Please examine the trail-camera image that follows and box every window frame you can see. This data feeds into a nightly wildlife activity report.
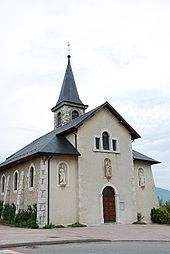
[1,174,6,195]
[57,112,62,126]
[95,137,100,150]
[13,170,19,192]
[102,131,110,150]
[93,130,120,153]
[112,139,117,151]
[28,164,35,191]
[72,110,79,120]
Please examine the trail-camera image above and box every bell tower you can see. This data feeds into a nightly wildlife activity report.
[51,54,88,129]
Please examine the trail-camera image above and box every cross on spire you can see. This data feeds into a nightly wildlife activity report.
[67,41,71,58]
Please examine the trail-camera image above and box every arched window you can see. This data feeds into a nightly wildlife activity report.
[58,112,61,126]
[13,171,19,191]
[72,110,79,120]
[29,167,34,188]
[102,131,109,150]
[1,175,6,194]
[28,165,35,189]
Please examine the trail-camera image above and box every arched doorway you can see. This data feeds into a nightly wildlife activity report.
[103,186,116,222]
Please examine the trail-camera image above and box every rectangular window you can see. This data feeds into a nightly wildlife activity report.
[112,139,117,151]
[95,137,100,149]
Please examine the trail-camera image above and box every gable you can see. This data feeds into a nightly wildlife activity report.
[75,107,134,159]
[78,107,133,141]
[0,102,140,170]
[59,102,141,140]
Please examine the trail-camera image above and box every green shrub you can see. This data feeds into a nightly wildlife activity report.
[43,223,56,229]
[133,212,146,224]
[0,203,38,229]
[14,204,38,228]
[25,218,38,229]
[15,210,29,224]
[165,200,170,213]
[68,222,87,227]
[0,201,3,217]
[1,203,16,223]
[43,224,65,229]
[151,206,170,224]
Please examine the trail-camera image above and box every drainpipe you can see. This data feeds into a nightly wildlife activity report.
[47,156,52,225]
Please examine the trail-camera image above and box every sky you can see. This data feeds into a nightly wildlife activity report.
[0,0,170,189]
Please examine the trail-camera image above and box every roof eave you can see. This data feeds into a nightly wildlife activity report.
[104,102,141,140]
[133,158,161,165]
[58,102,141,140]
[51,101,88,112]
[0,151,80,170]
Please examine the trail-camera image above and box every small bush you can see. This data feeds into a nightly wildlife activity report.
[165,200,170,213]
[151,206,170,224]
[68,222,87,227]
[43,223,56,229]
[25,218,39,229]
[43,223,65,229]
[0,203,38,229]
[133,212,146,224]
[14,204,38,228]
[0,201,3,217]
[2,203,16,223]
[0,218,9,224]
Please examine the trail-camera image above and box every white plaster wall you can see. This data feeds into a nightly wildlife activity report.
[65,132,77,147]
[76,108,137,225]
[49,155,78,225]
[134,160,159,223]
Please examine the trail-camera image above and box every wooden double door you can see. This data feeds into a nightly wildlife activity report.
[103,186,116,223]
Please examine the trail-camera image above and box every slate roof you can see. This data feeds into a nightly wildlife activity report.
[0,101,147,170]
[51,55,88,111]
[52,101,141,140]
[133,150,161,165]
[0,134,80,169]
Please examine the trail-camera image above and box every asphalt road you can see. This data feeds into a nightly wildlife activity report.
[14,241,170,254]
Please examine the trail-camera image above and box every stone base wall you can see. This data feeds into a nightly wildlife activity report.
[37,158,48,227]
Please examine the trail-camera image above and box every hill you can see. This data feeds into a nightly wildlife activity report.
[156,187,170,203]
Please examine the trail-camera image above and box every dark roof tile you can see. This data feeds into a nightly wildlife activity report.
[133,150,161,165]
[0,102,141,169]
[52,56,87,111]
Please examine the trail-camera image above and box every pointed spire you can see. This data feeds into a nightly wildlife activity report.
[56,55,83,105]
[51,50,88,129]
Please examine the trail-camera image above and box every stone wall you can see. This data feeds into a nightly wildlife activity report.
[37,158,48,227]
[54,105,85,128]
[0,158,41,211]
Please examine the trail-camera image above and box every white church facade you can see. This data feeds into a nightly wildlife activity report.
[0,54,160,227]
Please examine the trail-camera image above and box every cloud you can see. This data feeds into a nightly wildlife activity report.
[0,0,170,189]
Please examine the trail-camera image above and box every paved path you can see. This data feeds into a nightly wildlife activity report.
[0,224,170,248]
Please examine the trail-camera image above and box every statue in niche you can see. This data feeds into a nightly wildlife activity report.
[58,163,67,186]
[104,158,112,179]
[138,168,145,187]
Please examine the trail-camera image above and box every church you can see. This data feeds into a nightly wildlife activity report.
[0,54,160,227]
